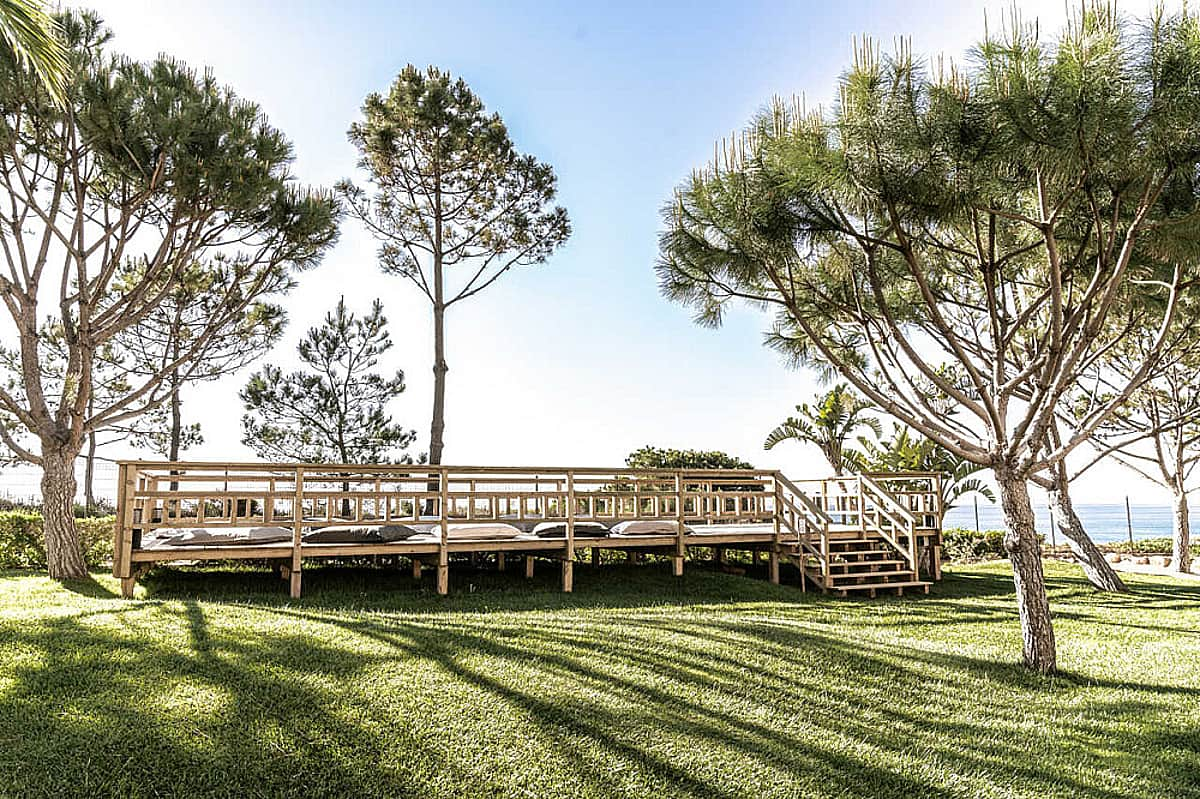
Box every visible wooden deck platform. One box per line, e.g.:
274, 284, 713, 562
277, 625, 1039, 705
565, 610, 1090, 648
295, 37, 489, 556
111, 463, 943, 598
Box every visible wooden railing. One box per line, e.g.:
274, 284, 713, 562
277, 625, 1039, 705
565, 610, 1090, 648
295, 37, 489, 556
111, 462, 941, 597
862, 472, 943, 529
857, 474, 918, 577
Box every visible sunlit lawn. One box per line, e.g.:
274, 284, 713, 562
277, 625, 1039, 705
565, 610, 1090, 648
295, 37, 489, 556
0, 559, 1197, 799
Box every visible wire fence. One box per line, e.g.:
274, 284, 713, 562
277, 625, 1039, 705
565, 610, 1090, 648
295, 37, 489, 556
0, 457, 119, 507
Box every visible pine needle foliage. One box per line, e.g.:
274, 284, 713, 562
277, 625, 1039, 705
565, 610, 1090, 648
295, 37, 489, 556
657, 5, 1200, 672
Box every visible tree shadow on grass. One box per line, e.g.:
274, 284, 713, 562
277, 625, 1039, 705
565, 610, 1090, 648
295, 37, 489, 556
134, 558, 1028, 613
57, 573, 119, 599
1, 569, 1198, 799
257, 600, 1195, 799
0, 600, 477, 798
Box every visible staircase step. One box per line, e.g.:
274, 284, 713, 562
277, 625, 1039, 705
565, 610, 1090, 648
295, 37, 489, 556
830, 571, 915, 584
835, 580, 931, 596
829, 559, 909, 569
829, 548, 896, 557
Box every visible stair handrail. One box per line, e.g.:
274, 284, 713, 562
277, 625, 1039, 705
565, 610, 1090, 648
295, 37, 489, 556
858, 474, 917, 527
774, 473, 833, 528
857, 474, 919, 577
774, 472, 832, 589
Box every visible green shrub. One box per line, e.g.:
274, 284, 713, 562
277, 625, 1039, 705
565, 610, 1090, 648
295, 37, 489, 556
942, 527, 1011, 562
0, 512, 114, 570
1104, 536, 1200, 556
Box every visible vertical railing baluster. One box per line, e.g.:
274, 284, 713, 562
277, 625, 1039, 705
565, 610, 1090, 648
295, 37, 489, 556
563, 470, 575, 592
673, 471, 685, 577
289, 466, 304, 599
437, 467, 450, 595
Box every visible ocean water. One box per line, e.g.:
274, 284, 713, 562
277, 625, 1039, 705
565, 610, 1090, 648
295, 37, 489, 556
943, 502, 1191, 543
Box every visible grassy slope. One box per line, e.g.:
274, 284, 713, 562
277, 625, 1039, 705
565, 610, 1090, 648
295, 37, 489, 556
0, 561, 1197, 799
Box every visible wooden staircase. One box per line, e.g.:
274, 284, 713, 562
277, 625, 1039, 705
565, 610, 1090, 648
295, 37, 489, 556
776, 474, 933, 597
814, 536, 929, 597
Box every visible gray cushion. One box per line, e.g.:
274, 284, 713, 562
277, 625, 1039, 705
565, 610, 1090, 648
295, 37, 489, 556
161, 526, 293, 546
531, 521, 609, 538
303, 524, 418, 544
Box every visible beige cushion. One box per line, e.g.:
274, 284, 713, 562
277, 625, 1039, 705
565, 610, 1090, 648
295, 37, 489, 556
445, 522, 523, 540
609, 520, 688, 536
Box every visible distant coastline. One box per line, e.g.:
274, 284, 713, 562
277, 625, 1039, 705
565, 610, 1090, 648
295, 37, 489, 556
943, 503, 1194, 542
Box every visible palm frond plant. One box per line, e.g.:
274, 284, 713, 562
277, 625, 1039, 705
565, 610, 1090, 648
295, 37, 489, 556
858, 423, 994, 522
764, 384, 880, 474
0, 0, 68, 105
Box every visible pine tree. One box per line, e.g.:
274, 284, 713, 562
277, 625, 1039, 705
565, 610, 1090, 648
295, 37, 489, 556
339, 65, 570, 467
240, 298, 417, 466
657, 7, 1200, 671
0, 12, 339, 578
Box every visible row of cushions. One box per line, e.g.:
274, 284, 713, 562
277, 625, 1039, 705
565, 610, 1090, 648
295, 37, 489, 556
145, 519, 693, 547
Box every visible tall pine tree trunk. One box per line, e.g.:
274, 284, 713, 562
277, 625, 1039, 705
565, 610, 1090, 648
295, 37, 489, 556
1046, 464, 1127, 592
169, 370, 182, 461
1171, 482, 1192, 574
83, 392, 97, 514
996, 464, 1056, 673
84, 430, 97, 515
40, 442, 88, 579
425, 207, 446, 517
430, 301, 447, 466
168, 367, 182, 491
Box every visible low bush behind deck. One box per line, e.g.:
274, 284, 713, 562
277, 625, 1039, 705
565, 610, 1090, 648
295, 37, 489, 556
942, 527, 1199, 562
0, 561, 1196, 799
0, 512, 113, 570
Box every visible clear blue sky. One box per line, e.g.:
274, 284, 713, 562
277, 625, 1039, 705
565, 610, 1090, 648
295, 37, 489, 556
76, 0, 1166, 504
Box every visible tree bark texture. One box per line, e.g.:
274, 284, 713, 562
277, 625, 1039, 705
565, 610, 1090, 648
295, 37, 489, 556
997, 467, 1057, 673
1046, 467, 1128, 592
1172, 486, 1193, 574
40, 445, 88, 579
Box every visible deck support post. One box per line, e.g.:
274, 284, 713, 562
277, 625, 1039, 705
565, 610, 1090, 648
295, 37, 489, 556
113, 463, 137, 584
714, 547, 725, 566
564, 470, 576, 592
561, 557, 573, 592
497, 552, 506, 572
290, 467, 305, 599
525, 555, 535, 578
120, 575, 137, 598
674, 471, 686, 578
411, 557, 422, 580
436, 560, 449, 594
591, 547, 600, 566
752, 549, 760, 566
437, 467, 449, 595
770, 476, 783, 586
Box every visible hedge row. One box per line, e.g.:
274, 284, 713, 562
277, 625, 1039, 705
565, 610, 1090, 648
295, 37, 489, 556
1103, 536, 1200, 556
942, 528, 1198, 562
0, 512, 114, 570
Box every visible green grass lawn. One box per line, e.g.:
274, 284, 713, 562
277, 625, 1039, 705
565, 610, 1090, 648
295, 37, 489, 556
0, 560, 1197, 799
